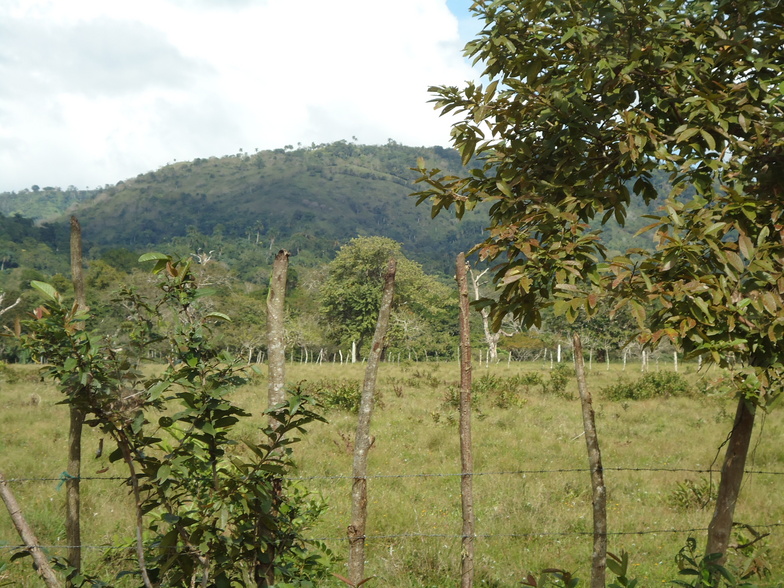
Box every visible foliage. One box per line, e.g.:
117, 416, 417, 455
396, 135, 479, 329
2, 143, 480, 275
320, 236, 454, 354
414, 0, 784, 562
301, 378, 379, 413
607, 551, 638, 588
414, 0, 784, 397
21, 254, 331, 586
543, 364, 574, 398
521, 568, 580, 588
672, 537, 753, 587
475, 372, 540, 408
602, 371, 693, 401
668, 478, 717, 511
0, 362, 19, 384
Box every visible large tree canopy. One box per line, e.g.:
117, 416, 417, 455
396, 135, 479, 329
320, 236, 453, 354
415, 0, 783, 566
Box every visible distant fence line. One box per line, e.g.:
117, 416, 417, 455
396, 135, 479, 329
4, 464, 784, 485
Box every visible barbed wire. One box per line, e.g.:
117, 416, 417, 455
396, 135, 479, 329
4, 465, 784, 485
2, 522, 783, 552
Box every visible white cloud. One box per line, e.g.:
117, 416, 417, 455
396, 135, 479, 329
0, 0, 477, 191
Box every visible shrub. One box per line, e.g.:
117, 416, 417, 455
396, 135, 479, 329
602, 371, 693, 401
542, 364, 574, 398
667, 478, 716, 511
440, 373, 539, 412
0, 362, 19, 384
303, 378, 384, 413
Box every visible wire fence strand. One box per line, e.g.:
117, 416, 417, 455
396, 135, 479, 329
4, 522, 784, 552
4, 465, 784, 484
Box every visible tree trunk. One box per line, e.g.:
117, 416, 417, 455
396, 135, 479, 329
456, 254, 475, 588
0, 471, 62, 588
573, 333, 607, 588
348, 259, 396, 586
705, 397, 756, 563
266, 250, 289, 413
67, 216, 86, 579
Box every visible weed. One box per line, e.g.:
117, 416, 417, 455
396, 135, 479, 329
0, 362, 19, 385
602, 371, 693, 400
668, 478, 716, 511
301, 378, 384, 413
542, 364, 574, 398
672, 537, 752, 587
408, 369, 442, 389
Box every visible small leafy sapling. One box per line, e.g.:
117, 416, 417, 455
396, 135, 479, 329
23, 253, 331, 587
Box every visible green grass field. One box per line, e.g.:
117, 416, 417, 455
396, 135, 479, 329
1, 359, 783, 586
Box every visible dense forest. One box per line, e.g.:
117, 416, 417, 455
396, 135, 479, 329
0, 141, 657, 364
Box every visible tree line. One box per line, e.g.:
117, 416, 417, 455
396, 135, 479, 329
0, 229, 644, 367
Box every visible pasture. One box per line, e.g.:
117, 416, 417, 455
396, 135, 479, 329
1, 359, 783, 586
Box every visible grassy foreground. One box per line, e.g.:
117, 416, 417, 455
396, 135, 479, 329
1, 359, 783, 586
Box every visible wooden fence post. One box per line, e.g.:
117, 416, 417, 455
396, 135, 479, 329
348, 259, 396, 586
67, 216, 86, 580
264, 249, 289, 586
267, 250, 289, 413
0, 471, 62, 587
456, 253, 475, 588
573, 332, 607, 588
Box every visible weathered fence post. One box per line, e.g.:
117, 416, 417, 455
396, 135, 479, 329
267, 249, 289, 414
0, 472, 62, 587
573, 333, 607, 588
263, 249, 289, 586
348, 258, 396, 586
456, 253, 475, 588
67, 216, 86, 580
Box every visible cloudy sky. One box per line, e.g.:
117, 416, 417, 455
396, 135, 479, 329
0, 0, 482, 192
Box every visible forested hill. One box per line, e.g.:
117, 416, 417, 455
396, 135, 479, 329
0, 142, 488, 274
0, 140, 665, 278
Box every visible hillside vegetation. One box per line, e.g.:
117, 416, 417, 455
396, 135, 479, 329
1, 142, 490, 274
0, 141, 666, 275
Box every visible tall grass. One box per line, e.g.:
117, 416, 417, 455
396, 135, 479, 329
1, 359, 782, 586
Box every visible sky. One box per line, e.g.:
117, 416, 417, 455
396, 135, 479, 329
0, 0, 482, 193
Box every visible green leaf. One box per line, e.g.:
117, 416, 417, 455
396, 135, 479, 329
156, 464, 171, 481
676, 128, 700, 143
137, 252, 170, 263
148, 380, 169, 401
30, 281, 60, 302
204, 311, 232, 322
699, 129, 716, 151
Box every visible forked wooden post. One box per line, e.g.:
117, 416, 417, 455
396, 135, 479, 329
348, 258, 396, 586
573, 332, 607, 588
456, 253, 475, 588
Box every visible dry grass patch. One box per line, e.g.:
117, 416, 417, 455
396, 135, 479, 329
1, 360, 783, 586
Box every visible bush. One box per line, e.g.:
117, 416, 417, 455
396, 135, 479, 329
303, 378, 384, 413
439, 373, 540, 413
542, 364, 574, 398
0, 362, 19, 384
667, 478, 716, 511
602, 371, 693, 401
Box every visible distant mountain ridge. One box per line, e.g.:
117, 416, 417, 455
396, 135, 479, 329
0, 141, 488, 273
0, 140, 663, 275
